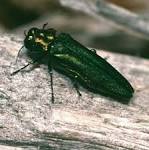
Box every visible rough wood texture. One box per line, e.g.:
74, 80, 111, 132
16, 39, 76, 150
0, 34, 149, 150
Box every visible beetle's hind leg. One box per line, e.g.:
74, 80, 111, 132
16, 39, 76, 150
90, 48, 109, 60
72, 79, 82, 97
90, 48, 96, 54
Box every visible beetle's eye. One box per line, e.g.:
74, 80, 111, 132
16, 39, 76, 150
31, 30, 35, 34
39, 33, 44, 37
28, 35, 33, 40
28, 27, 38, 35
47, 36, 54, 40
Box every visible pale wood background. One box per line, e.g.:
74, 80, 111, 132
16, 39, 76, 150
0, 34, 149, 150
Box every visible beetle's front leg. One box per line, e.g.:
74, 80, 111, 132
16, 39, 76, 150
11, 61, 35, 76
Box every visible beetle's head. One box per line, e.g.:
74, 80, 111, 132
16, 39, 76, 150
24, 27, 56, 54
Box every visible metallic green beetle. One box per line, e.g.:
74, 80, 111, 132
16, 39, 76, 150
12, 25, 134, 104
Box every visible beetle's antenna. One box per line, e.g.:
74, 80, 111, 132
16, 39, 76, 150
15, 45, 24, 65
42, 23, 48, 29
11, 61, 35, 76
24, 30, 27, 36
14, 29, 27, 65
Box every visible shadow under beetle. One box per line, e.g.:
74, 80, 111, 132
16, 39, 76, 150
11, 24, 134, 104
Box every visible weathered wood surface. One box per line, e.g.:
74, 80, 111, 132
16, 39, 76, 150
0, 34, 149, 150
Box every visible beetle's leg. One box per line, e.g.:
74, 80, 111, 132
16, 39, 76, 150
90, 48, 96, 54
72, 79, 82, 97
48, 62, 54, 104
104, 56, 109, 60
11, 61, 36, 76
90, 48, 109, 60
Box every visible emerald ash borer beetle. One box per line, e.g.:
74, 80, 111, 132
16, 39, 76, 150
11, 24, 134, 104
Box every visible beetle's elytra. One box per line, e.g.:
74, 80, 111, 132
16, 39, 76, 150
12, 24, 134, 104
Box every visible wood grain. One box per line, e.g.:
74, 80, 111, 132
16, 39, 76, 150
0, 34, 149, 150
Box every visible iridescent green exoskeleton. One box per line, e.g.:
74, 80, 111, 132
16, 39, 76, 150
11, 24, 134, 104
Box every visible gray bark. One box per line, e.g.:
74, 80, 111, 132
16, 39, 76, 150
0, 34, 149, 150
